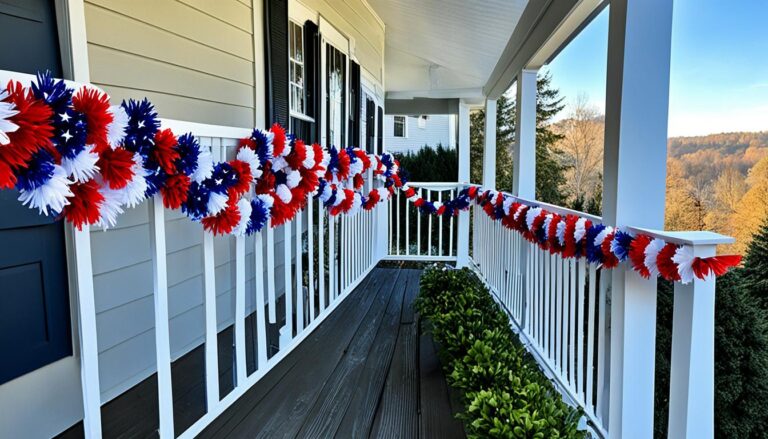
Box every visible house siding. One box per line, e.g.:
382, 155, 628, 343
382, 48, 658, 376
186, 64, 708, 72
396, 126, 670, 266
384, 114, 456, 153
83, 0, 256, 128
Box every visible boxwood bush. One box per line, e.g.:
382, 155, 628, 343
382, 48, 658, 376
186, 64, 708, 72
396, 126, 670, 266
415, 266, 585, 438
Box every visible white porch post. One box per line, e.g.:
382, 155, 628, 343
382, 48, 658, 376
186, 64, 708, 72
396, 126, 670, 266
482, 99, 497, 188
667, 243, 716, 439
513, 69, 537, 199
602, 0, 674, 437
456, 100, 471, 267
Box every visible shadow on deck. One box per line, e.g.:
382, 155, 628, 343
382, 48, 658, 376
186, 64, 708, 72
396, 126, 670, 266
59, 267, 464, 438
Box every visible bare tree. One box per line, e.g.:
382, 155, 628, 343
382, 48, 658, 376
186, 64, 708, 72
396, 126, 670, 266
556, 93, 604, 203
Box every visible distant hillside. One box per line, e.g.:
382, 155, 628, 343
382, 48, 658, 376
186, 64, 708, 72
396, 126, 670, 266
667, 132, 768, 181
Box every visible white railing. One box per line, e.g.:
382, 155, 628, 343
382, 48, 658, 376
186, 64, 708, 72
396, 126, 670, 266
386, 182, 460, 261
148, 123, 382, 438
471, 199, 610, 436
468, 189, 730, 439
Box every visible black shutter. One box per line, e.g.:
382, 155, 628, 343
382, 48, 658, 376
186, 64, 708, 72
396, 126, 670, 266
348, 61, 361, 147
365, 97, 376, 153
377, 106, 384, 154
291, 20, 320, 144
264, 0, 289, 127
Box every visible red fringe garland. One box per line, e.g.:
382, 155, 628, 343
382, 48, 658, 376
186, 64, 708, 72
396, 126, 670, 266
152, 128, 179, 175
72, 87, 112, 152
160, 173, 190, 209
63, 180, 104, 229
98, 147, 135, 189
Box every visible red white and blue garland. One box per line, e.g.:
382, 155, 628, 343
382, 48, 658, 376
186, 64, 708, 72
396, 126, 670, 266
397, 185, 742, 284
0, 72, 739, 284
0, 72, 403, 237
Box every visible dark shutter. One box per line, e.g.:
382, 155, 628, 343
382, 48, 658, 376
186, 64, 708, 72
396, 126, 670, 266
348, 61, 361, 147
0, 0, 72, 385
264, 0, 289, 127
290, 20, 320, 144
365, 97, 376, 153
377, 106, 384, 154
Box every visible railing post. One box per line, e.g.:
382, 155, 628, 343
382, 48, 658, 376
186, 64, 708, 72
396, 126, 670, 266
456, 101, 471, 267
482, 99, 497, 189
512, 69, 537, 200
602, 0, 674, 436
73, 226, 103, 439
664, 232, 732, 439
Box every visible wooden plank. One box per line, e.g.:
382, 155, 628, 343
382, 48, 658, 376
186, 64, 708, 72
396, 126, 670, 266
196, 270, 384, 438
399, 269, 421, 324
369, 322, 419, 439
294, 270, 406, 438
229, 270, 396, 438
419, 322, 465, 439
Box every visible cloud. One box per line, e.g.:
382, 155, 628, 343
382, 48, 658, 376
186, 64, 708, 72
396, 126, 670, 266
668, 104, 768, 137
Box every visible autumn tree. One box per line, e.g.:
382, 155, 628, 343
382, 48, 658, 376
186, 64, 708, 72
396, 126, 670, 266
555, 94, 604, 205
665, 159, 708, 230
732, 157, 768, 254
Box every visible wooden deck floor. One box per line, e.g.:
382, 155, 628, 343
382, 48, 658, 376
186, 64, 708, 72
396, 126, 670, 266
199, 267, 465, 439
59, 267, 464, 439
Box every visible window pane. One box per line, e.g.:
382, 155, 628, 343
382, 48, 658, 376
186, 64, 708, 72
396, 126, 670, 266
295, 64, 303, 87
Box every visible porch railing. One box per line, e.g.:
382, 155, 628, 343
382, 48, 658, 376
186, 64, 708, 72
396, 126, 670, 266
386, 182, 460, 261
146, 123, 382, 438
467, 187, 730, 438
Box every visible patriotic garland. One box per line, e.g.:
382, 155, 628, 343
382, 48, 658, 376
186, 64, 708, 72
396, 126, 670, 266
0, 72, 739, 284
0, 72, 403, 238
397, 184, 741, 284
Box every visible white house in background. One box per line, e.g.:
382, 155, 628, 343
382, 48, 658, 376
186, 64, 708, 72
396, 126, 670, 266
384, 114, 456, 153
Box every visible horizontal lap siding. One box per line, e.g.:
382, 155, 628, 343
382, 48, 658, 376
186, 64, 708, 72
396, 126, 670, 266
83, 0, 264, 402
84, 0, 255, 128
384, 115, 455, 153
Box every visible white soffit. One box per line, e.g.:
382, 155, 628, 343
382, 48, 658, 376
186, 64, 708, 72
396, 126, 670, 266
367, 0, 528, 98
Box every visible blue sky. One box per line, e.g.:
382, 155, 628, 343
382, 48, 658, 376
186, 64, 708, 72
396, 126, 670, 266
542, 0, 768, 137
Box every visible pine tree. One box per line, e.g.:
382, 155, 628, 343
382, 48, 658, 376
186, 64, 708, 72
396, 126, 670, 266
534, 71, 568, 205
469, 72, 568, 201
739, 216, 768, 307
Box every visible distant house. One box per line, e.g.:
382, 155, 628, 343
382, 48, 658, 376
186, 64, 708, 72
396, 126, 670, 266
384, 114, 456, 153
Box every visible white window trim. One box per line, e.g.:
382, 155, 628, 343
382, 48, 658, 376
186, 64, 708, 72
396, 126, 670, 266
288, 20, 309, 118
393, 115, 408, 138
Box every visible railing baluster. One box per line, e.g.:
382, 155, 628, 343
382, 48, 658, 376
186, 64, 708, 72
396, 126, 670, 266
556, 256, 563, 372
307, 195, 315, 322
319, 210, 325, 312
235, 235, 247, 385
449, 189, 454, 257
586, 263, 597, 413
149, 198, 174, 438
254, 230, 268, 368
405, 192, 410, 256
266, 226, 276, 323
396, 189, 400, 255
202, 231, 220, 409
568, 258, 576, 389
295, 210, 304, 333
438, 191, 443, 256
284, 222, 293, 341
329, 215, 336, 300
596, 268, 608, 421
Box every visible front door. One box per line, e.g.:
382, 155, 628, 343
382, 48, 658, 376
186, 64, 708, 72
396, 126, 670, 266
0, 0, 73, 386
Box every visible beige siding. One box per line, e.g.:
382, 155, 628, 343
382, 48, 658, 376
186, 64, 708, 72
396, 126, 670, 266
298, 0, 385, 84
84, 0, 256, 128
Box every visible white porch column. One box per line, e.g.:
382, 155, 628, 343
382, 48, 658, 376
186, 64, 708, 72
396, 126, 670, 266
456, 100, 471, 267
513, 69, 537, 199
482, 99, 497, 188
602, 0, 674, 437
667, 242, 716, 439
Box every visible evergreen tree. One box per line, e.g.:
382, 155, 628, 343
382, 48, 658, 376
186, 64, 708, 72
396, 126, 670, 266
739, 217, 768, 305
469, 72, 568, 201
534, 71, 568, 205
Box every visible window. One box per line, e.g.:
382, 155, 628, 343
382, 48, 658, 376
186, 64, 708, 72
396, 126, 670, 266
289, 21, 306, 115
393, 115, 406, 137
326, 44, 346, 147
418, 115, 428, 129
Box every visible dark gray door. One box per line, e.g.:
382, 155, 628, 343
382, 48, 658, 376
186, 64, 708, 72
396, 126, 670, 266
0, 0, 72, 385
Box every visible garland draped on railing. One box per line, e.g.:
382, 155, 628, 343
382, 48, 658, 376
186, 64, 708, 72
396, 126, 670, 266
0, 72, 739, 284
0, 72, 405, 237
397, 184, 741, 284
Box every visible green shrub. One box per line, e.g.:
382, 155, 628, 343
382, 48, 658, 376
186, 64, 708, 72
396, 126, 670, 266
418, 265, 585, 438
394, 144, 458, 182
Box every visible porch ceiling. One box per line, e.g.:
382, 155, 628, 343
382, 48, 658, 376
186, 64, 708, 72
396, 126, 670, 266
367, 0, 528, 100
